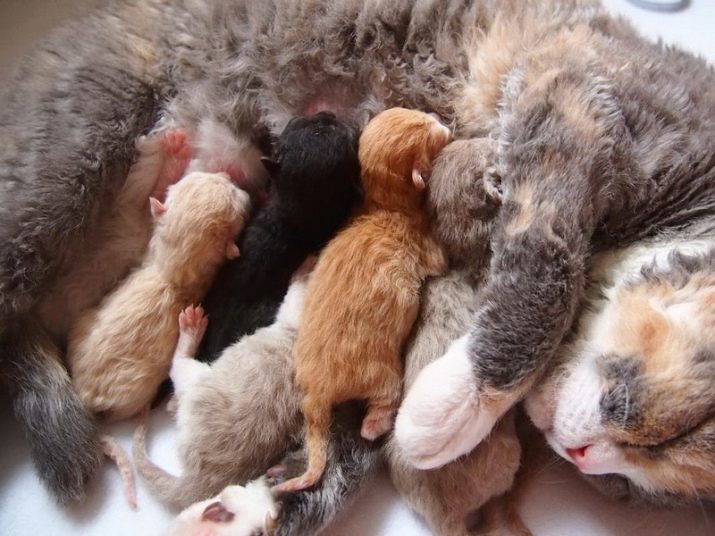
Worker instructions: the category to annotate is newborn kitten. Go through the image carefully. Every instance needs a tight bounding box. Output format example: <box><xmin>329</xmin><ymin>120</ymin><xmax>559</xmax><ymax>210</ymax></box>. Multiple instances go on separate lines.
<box><xmin>526</xmin><ymin>236</ymin><xmax>715</xmax><ymax>504</ymax></box>
<box><xmin>390</xmin><ymin>139</ymin><xmax>523</xmax><ymax>536</ymax></box>
<box><xmin>168</xmin><ymin>478</ymin><xmax>278</xmax><ymax>536</ymax></box>
<box><xmin>133</xmin><ymin>264</ymin><xmax>311</xmax><ymax>510</ymax></box>
<box><xmin>196</xmin><ymin>111</ymin><xmax>361</xmax><ymax>362</ymax></box>
<box><xmin>272</xmin><ymin>107</ymin><xmax>451</xmax><ymax>494</ymax></box>
<box><xmin>67</xmin><ymin>172</ymin><xmax>250</xmax><ymax>421</ymax></box>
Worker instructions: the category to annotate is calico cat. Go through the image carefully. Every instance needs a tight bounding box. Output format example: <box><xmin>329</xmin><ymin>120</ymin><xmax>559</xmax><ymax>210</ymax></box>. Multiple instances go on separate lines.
<box><xmin>2</xmin><ymin>0</ymin><xmax>715</xmax><ymax>507</ymax></box>
<box><xmin>525</xmin><ymin>235</ymin><xmax>715</xmax><ymax>505</ymax></box>
<box><xmin>393</xmin><ymin>0</ymin><xmax>715</xmax><ymax>483</ymax></box>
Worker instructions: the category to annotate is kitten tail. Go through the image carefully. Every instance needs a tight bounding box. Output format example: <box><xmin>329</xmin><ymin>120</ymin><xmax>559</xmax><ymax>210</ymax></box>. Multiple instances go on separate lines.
<box><xmin>272</xmin><ymin>398</ymin><xmax>331</xmax><ymax>493</ymax></box>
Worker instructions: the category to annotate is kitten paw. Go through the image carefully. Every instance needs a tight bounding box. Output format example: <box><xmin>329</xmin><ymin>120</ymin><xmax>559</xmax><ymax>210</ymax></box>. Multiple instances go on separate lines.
<box><xmin>170</xmin><ymin>478</ymin><xmax>278</xmax><ymax>536</ymax></box>
<box><xmin>179</xmin><ymin>305</ymin><xmax>208</xmax><ymax>338</ymax></box>
<box><xmin>153</xmin><ymin>129</ymin><xmax>192</xmax><ymax>200</ymax></box>
<box><xmin>360</xmin><ymin>405</ymin><xmax>395</xmax><ymax>440</ymax></box>
<box><xmin>394</xmin><ymin>334</ymin><xmax>501</xmax><ymax>469</ymax></box>
<box><xmin>176</xmin><ymin>305</ymin><xmax>208</xmax><ymax>358</ymax></box>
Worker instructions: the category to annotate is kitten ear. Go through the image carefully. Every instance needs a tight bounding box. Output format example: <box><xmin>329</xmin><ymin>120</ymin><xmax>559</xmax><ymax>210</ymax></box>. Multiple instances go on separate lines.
<box><xmin>411</xmin><ymin>168</ymin><xmax>426</xmax><ymax>190</ymax></box>
<box><xmin>260</xmin><ymin>156</ymin><xmax>280</xmax><ymax>176</ymax></box>
<box><xmin>226</xmin><ymin>242</ymin><xmax>241</xmax><ymax>259</ymax></box>
<box><xmin>149</xmin><ymin>197</ymin><xmax>166</xmax><ymax>218</ymax></box>
<box><xmin>484</xmin><ymin>166</ymin><xmax>503</xmax><ymax>205</ymax></box>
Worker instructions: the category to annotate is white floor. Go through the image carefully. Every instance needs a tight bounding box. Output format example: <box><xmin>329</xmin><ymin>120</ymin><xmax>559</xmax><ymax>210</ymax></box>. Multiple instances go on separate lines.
<box><xmin>1</xmin><ymin>1</ymin><xmax>715</xmax><ymax>535</ymax></box>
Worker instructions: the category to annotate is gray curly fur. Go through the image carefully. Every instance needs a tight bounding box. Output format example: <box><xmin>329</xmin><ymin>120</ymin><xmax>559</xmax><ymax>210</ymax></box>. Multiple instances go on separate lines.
<box><xmin>387</xmin><ymin>139</ymin><xmax>523</xmax><ymax>536</ymax></box>
<box><xmin>2</xmin><ymin>0</ymin><xmax>715</xmax><ymax>509</ymax></box>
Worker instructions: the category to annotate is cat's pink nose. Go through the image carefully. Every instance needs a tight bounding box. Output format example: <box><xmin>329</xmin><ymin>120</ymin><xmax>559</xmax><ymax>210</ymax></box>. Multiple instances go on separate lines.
<box><xmin>566</xmin><ymin>445</ymin><xmax>590</xmax><ymax>462</ymax></box>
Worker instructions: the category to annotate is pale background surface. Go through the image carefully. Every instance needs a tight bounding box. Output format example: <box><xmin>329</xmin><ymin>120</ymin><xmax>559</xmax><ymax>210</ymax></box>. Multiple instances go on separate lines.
<box><xmin>1</xmin><ymin>1</ymin><xmax>714</xmax><ymax>535</ymax></box>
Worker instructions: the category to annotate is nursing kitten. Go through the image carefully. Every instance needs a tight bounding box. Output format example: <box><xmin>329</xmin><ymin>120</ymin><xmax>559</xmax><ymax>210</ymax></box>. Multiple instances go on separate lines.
<box><xmin>4</xmin><ymin>0</ymin><xmax>715</xmax><ymax>507</ymax></box>
<box><xmin>67</xmin><ymin>172</ymin><xmax>250</xmax><ymax>421</ymax></box>
<box><xmin>271</xmin><ymin>107</ymin><xmax>450</xmax><ymax>494</ymax></box>
<box><xmin>133</xmin><ymin>265</ymin><xmax>310</xmax><ymax>510</ymax></box>
<box><xmin>526</xmin><ymin>236</ymin><xmax>715</xmax><ymax>505</ymax></box>
<box><xmin>390</xmin><ymin>139</ymin><xmax>523</xmax><ymax>536</ymax></box>
<box><xmin>196</xmin><ymin>112</ymin><xmax>361</xmax><ymax>362</ymax></box>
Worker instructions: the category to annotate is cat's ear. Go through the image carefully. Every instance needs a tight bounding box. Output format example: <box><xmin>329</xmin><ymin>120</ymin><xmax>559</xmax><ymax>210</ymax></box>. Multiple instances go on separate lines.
<box><xmin>260</xmin><ymin>156</ymin><xmax>280</xmax><ymax>176</ymax></box>
<box><xmin>411</xmin><ymin>168</ymin><xmax>426</xmax><ymax>190</ymax></box>
<box><xmin>149</xmin><ymin>197</ymin><xmax>166</xmax><ymax>218</ymax></box>
<box><xmin>226</xmin><ymin>241</ymin><xmax>241</xmax><ymax>259</ymax></box>
<box><xmin>484</xmin><ymin>166</ymin><xmax>503</xmax><ymax>205</ymax></box>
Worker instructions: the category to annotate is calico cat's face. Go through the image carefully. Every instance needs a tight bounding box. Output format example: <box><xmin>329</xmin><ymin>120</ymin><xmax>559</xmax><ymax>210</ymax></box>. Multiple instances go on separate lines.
<box><xmin>526</xmin><ymin>253</ymin><xmax>715</xmax><ymax>503</ymax></box>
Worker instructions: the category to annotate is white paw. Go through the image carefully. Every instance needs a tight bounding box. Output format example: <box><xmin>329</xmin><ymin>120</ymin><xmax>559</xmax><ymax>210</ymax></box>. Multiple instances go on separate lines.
<box><xmin>394</xmin><ymin>334</ymin><xmax>500</xmax><ymax>469</ymax></box>
<box><xmin>169</xmin><ymin>478</ymin><xmax>278</xmax><ymax>536</ymax></box>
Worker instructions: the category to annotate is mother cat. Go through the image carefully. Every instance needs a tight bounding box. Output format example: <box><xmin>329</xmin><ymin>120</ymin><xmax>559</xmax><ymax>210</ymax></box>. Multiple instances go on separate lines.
<box><xmin>1</xmin><ymin>0</ymin><xmax>714</xmax><ymax>508</ymax></box>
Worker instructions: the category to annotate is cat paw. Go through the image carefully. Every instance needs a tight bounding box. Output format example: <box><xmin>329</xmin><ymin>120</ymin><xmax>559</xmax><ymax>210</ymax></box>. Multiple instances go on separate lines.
<box><xmin>176</xmin><ymin>305</ymin><xmax>208</xmax><ymax>358</ymax></box>
<box><xmin>179</xmin><ymin>305</ymin><xmax>208</xmax><ymax>339</ymax></box>
<box><xmin>393</xmin><ymin>334</ymin><xmax>501</xmax><ymax>469</ymax></box>
<box><xmin>360</xmin><ymin>405</ymin><xmax>395</xmax><ymax>441</ymax></box>
<box><xmin>170</xmin><ymin>478</ymin><xmax>278</xmax><ymax>536</ymax></box>
<box><xmin>153</xmin><ymin>129</ymin><xmax>192</xmax><ymax>200</ymax></box>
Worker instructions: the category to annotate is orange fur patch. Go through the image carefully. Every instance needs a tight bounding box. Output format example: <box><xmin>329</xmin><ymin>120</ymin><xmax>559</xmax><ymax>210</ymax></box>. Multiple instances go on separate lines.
<box><xmin>281</xmin><ymin>108</ymin><xmax>451</xmax><ymax>492</ymax></box>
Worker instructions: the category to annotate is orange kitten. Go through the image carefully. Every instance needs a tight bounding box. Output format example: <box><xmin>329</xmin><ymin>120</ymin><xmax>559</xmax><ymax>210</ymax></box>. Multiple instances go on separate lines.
<box><xmin>273</xmin><ymin>108</ymin><xmax>451</xmax><ymax>493</ymax></box>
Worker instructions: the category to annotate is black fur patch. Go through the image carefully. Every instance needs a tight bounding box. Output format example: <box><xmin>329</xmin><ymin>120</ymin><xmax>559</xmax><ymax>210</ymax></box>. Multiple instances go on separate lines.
<box><xmin>197</xmin><ymin>112</ymin><xmax>361</xmax><ymax>361</ymax></box>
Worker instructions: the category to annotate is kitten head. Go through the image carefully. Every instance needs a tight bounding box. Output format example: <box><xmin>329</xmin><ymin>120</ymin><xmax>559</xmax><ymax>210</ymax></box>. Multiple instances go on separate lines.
<box><xmin>151</xmin><ymin>171</ymin><xmax>251</xmax><ymax>266</ymax></box>
<box><xmin>526</xmin><ymin>251</ymin><xmax>715</xmax><ymax>504</ymax></box>
<box><xmin>262</xmin><ymin>111</ymin><xmax>361</xmax><ymax>232</ymax></box>
<box><xmin>358</xmin><ymin>107</ymin><xmax>452</xmax><ymax>209</ymax></box>
<box><xmin>427</xmin><ymin>138</ymin><xmax>501</xmax><ymax>268</ymax></box>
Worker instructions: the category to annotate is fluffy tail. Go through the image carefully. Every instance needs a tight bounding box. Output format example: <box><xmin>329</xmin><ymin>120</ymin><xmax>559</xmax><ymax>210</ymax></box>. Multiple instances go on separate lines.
<box><xmin>270</xmin><ymin>401</ymin><xmax>383</xmax><ymax>536</ymax></box>
<box><xmin>1</xmin><ymin>317</ymin><xmax>101</xmax><ymax>503</ymax></box>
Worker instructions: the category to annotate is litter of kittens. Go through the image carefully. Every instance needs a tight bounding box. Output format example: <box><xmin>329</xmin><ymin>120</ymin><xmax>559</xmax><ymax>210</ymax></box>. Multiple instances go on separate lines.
<box><xmin>1</xmin><ymin>1</ymin><xmax>715</xmax><ymax>536</ymax></box>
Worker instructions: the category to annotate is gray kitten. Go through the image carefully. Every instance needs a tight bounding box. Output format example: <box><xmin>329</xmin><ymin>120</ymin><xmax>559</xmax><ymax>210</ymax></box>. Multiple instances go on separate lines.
<box><xmin>133</xmin><ymin>270</ymin><xmax>307</xmax><ymax>510</ymax></box>
<box><xmin>3</xmin><ymin>0</ymin><xmax>715</xmax><ymax>508</ymax></box>
<box><xmin>388</xmin><ymin>139</ymin><xmax>523</xmax><ymax>536</ymax></box>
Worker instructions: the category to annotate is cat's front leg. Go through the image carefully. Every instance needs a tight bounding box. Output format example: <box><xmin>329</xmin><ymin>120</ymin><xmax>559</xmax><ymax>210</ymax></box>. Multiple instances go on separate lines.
<box><xmin>397</xmin><ymin>193</ymin><xmax>590</xmax><ymax>467</ymax></box>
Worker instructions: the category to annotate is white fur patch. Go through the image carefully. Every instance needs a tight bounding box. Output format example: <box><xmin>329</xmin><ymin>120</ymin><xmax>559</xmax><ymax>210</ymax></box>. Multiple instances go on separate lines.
<box><xmin>394</xmin><ymin>334</ymin><xmax>501</xmax><ymax>469</ymax></box>
<box><xmin>275</xmin><ymin>278</ymin><xmax>308</xmax><ymax>328</ymax></box>
<box><xmin>169</xmin><ymin>478</ymin><xmax>277</xmax><ymax>536</ymax></box>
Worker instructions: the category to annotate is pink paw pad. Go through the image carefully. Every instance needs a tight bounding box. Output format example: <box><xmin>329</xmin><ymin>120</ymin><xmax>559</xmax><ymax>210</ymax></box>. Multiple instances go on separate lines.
<box><xmin>179</xmin><ymin>305</ymin><xmax>208</xmax><ymax>335</ymax></box>
<box><xmin>152</xmin><ymin>129</ymin><xmax>192</xmax><ymax>200</ymax></box>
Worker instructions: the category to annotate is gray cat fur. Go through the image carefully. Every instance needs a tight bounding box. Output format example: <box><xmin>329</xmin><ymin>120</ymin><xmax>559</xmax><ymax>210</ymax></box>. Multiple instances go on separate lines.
<box><xmin>2</xmin><ymin>0</ymin><xmax>715</xmax><ymax>508</ymax></box>
<box><xmin>134</xmin><ymin>315</ymin><xmax>303</xmax><ymax>510</ymax></box>
<box><xmin>387</xmin><ymin>139</ymin><xmax>523</xmax><ymax>536</ymax></box>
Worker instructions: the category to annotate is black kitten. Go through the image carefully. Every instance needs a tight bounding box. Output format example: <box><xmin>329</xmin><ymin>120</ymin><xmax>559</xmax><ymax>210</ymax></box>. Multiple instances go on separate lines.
<box><xmin>197</xmin><ymin>112</ymin><xmax>361</xmax><ymax>362</ymax></box>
